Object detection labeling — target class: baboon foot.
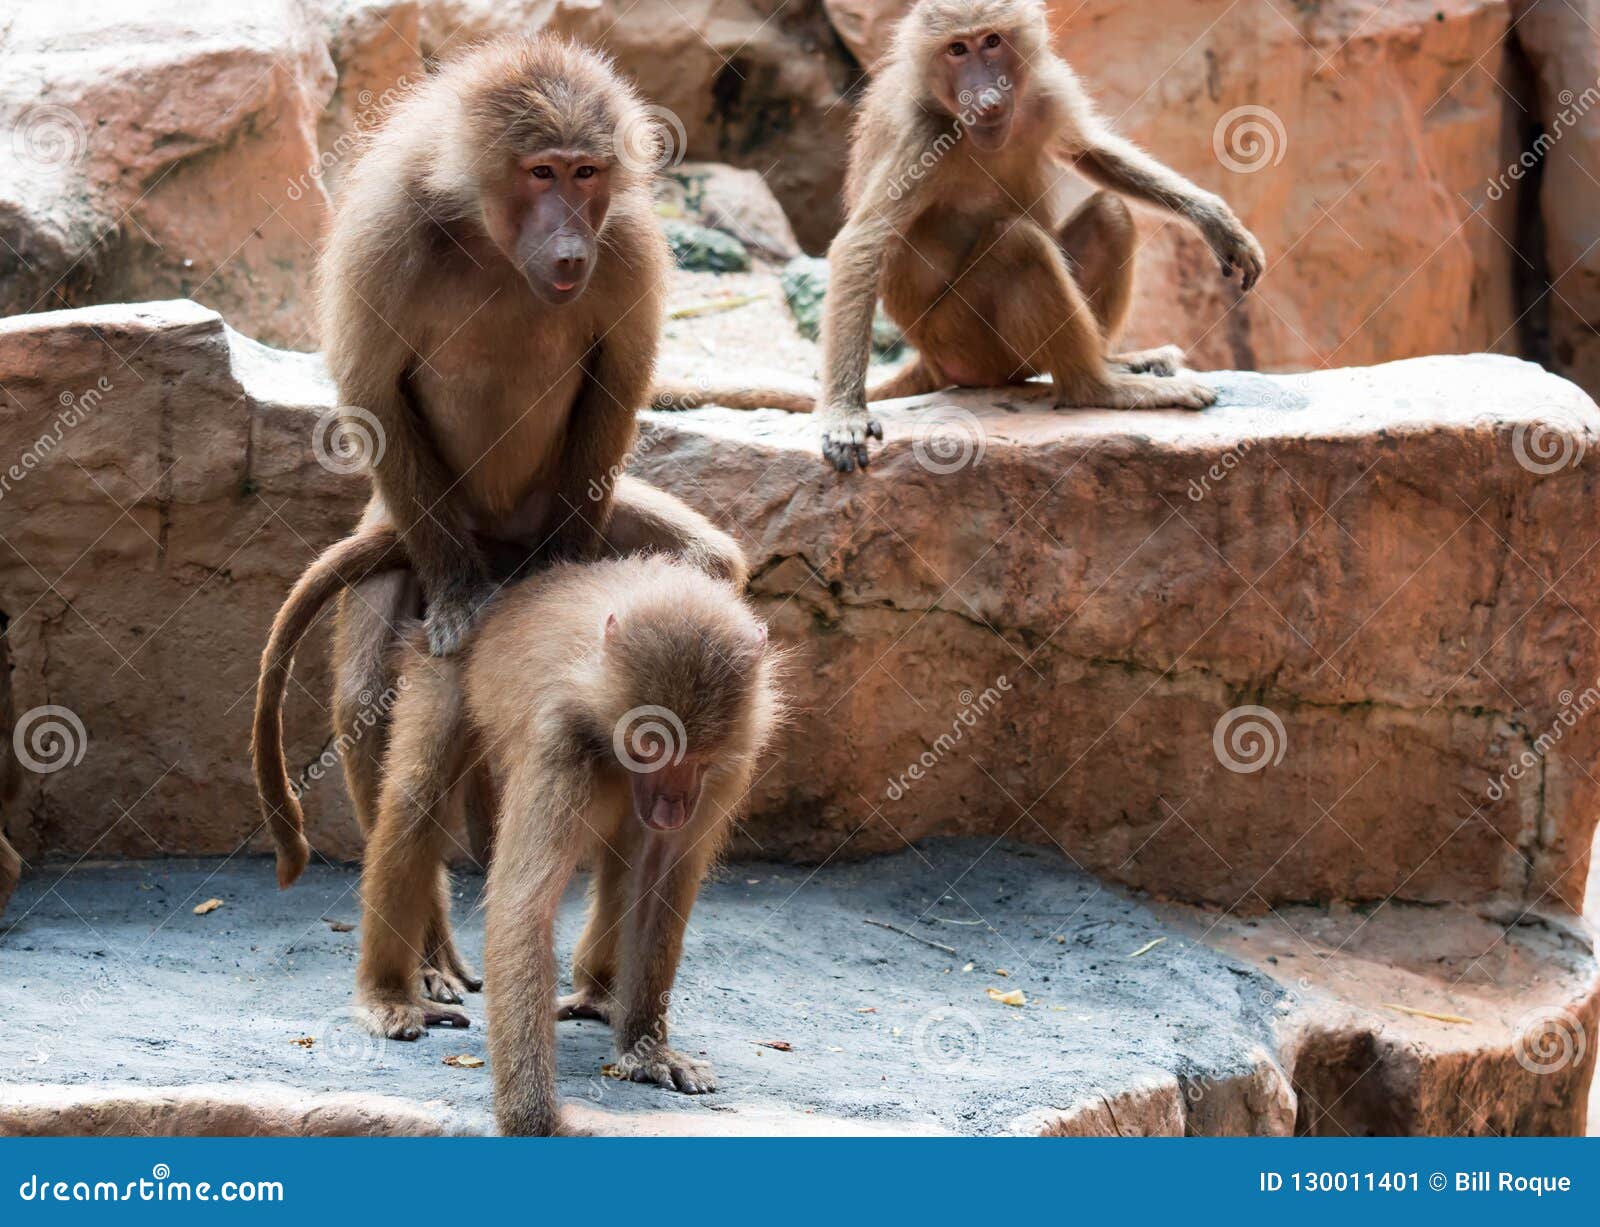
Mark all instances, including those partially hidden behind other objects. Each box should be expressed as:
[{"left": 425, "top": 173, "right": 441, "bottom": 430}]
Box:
[
  {"left": 359, "top": 994, "right": 470, "bottom": 1040},
  {"left": 557, "top": 990, "right": 614, "bottom": 1025},
  {"left": 625, "top": 1044, "right": 717, "bottom": 1094},
  {"left": 1112, "top": 344, "right": 1186, "bottom": 377}
]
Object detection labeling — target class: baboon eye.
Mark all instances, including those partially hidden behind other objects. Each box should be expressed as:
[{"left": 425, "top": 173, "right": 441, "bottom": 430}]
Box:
[
  {"left": 947, "top": 40, "right": 968, "bottom": 56},
  {"left": 530, "top": 165, "right": 555, "bottom": 180},
  {"left": 574, "top": 165, "right": 597, "bottom": 180},
  {"left": 983, "top": 32, "right": 1002, "bottom": 48}
]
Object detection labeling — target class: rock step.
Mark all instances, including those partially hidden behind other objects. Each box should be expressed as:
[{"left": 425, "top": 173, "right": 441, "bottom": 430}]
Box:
[
  {"left": 2, "top": 301, "right": 1597, "bottom": 914},
  {"left": 2, "top": 844, "right": 1594, "bottom": 1136}
]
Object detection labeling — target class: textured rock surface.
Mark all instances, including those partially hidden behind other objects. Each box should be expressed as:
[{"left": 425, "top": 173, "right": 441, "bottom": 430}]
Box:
[
  {"left": 824, "top": 0, "right": 1537, "bottom": 383},
  {"left": 3, "top": 301, "right": 1599, "bottom": 917},
  {"left": 0, "top": 1, "right": 335, "bottom": 349},
  {"left": 3, "top": 846, "right": 1592, "bottom": 1136},
  {"left": 1513, "top": 0, "right": 1600, "bottom": 401}
]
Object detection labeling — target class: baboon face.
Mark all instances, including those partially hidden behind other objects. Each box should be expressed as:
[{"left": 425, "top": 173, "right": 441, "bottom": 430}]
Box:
[
  {"left": 485, "top": 151, "right": 613, "bottom": 306},
  {"left": 934, "top": 30, "right": 1020, "bottom": 152}
]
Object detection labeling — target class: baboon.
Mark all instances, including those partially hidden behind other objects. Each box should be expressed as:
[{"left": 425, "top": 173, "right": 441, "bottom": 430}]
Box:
[
  {"left": 816, "top": 0, "right": 1267, "bottom": 469},
  {"left": 254, "top": 477, "right": 746, "bottom": 996},
  {"left": 260, "top": 533, "right": 780, "bottom": 1136},
  {"left": 300, "top": 35, "right": 747, "bottom": 995}
]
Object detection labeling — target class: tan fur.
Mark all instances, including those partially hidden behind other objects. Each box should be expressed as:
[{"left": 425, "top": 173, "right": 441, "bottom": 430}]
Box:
[
  {"left": 816, "top": 0, "right": 1266, "bottom": 469},
  {"left": 351, "top": 556, "right": 781, "bottom": 1136}
]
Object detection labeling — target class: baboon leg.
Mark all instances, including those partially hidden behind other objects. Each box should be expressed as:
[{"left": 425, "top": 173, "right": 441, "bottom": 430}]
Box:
[
  {"left": 610, "top": 831, "right": 720, "bottom": 1095},
  {"left": 1057, "top": 190, "right": 1138, "bottom": 342},
  {"left": 485, "top": 769, "right": 589, "bottom": 1137},
  {"left": 983, "top": 218, "right": 1214, "bottom": 411},
  {"left": 356, "top": 652, "right": 471, "bottom": 1040},
  {"left": 421, "top": 862, "right": 484, "bottom": 1002},
  {"left": 603, "top": 475, "right": 748, "bottom": 590},
  {"left": 1057, "top": 191, "right": 1186, "bottom": 375},
  {"left": 465, "top": 759, "right": 497, "bottom": 870},
  {"left": 556, "top": 840, "right": 629, "bottom": 1024},
  {"left": 331, "top": 572, "right": 417, "bottom": 834}
]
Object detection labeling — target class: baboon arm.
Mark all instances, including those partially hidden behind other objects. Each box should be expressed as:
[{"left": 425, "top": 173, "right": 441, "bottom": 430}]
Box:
[
  {"left": 819, "top": 209, "right": 898, "bottom": 412},
  {"left": 546, "top": 335, "right": 651, "bottom": 563}
]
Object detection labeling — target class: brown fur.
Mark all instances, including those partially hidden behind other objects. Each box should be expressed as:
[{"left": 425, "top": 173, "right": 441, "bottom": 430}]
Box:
[
  {"left": 816, "top": 0, "right": 1266, "bottom": 469},
  {"left": 351, "top": 555, "right": 780, "bottom": 1136}
]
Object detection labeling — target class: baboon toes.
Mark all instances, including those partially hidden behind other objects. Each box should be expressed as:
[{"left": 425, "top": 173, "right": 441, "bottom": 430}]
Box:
[
  {"left": 422, "top": 967, "right": 465, "bottom": 1004},
  {"left": 556, "top": 991, "right": 613, "bottom": 1024},
  {"left": 360, "top": 997, "right": 470, "bottom": 1040},
  {"left": 628, "top": 1047, "right": 717, "bottom": 1095}
]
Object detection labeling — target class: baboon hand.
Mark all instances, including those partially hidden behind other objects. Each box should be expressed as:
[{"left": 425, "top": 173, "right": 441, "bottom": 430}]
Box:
[
  {"left": 820, "top": 403, "right": 883, "bottom": 473},
  {"left": 1203, "top": 208, "right": 1265, "bottom": 291},
  {"left": 424, "top": 576, "right": 491, "bottom": 657}
]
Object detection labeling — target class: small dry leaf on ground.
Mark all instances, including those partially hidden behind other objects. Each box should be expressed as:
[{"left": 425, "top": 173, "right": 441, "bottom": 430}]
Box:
[
  {"left": 322, "top": 917, "right": 355, "bottom": 932},
  {"left": 1128, "top": 937, "right": 1166, "bottom": 958},
  {"left": 755, "top": 1040, "right": 793, "bottom": 1051},
  {"left": 192, "top": 899, "right": 223, "bottom": 915},
  {"left": 442, "top": 1053, "right": 485, "bottom": 1068},
  {"left": 289, "top": 1036, "right": 314, "bottom": 1048},
  {"left": 986, "top": 987, "right": 1026, "bottom": 1007}
]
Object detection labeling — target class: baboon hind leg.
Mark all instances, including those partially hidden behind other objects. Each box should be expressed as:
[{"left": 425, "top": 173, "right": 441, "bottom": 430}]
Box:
[
  {"left": 356, "top": 650, "right": 471, "bottom": 1040},
  {"left": 1057, "top": 190, "right": 1186, "bottom": 377},
  {"left": 556, "top": 839, "right": 629, "bottom": 1024},
  {"left": 603, "top": 476, "right": 748, "bottom": 590}
]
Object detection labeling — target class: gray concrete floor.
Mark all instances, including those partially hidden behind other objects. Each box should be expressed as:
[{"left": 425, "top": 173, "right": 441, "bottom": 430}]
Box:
[{"left": 3, "top": 840, "right": 1287, "bottom": 1135}]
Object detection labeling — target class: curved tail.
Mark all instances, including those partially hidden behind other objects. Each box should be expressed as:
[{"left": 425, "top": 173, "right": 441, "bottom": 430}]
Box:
[
  {"left": 648, "top": 359, "right": 940, "bottom": 415},
  {"left": 252, "top": 528, "right": 407, "bottom": 889}
]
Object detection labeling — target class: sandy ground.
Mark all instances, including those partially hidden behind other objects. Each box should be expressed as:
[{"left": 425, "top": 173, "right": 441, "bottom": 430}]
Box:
[{"left": 3, "top": 841, "right": 1287, "bottom": 1136}]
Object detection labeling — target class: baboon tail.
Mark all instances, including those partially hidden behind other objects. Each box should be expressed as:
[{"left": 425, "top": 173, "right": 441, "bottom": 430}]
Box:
[
  {"left": 252, "top": 528, "right": 407, "bottom": 889},
  {"left": 648, "top": 380, "right": 817, "bottom": 414}
]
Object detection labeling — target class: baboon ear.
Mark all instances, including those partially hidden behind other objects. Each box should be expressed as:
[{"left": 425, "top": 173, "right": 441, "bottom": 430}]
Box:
[{"left": 603, "top": 612, "right": 619, "bottom": 644}]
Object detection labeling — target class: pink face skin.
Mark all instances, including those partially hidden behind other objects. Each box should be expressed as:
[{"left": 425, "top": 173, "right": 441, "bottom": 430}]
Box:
[
  {"left": 630, "top": 757, "right": 709, "bottom": 832},
  {"left": 935, "top": 31, "right": 1021, "bottom": 152},
  {"left": 484, "top": 152, "right": 613, "bottom": 305}
]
